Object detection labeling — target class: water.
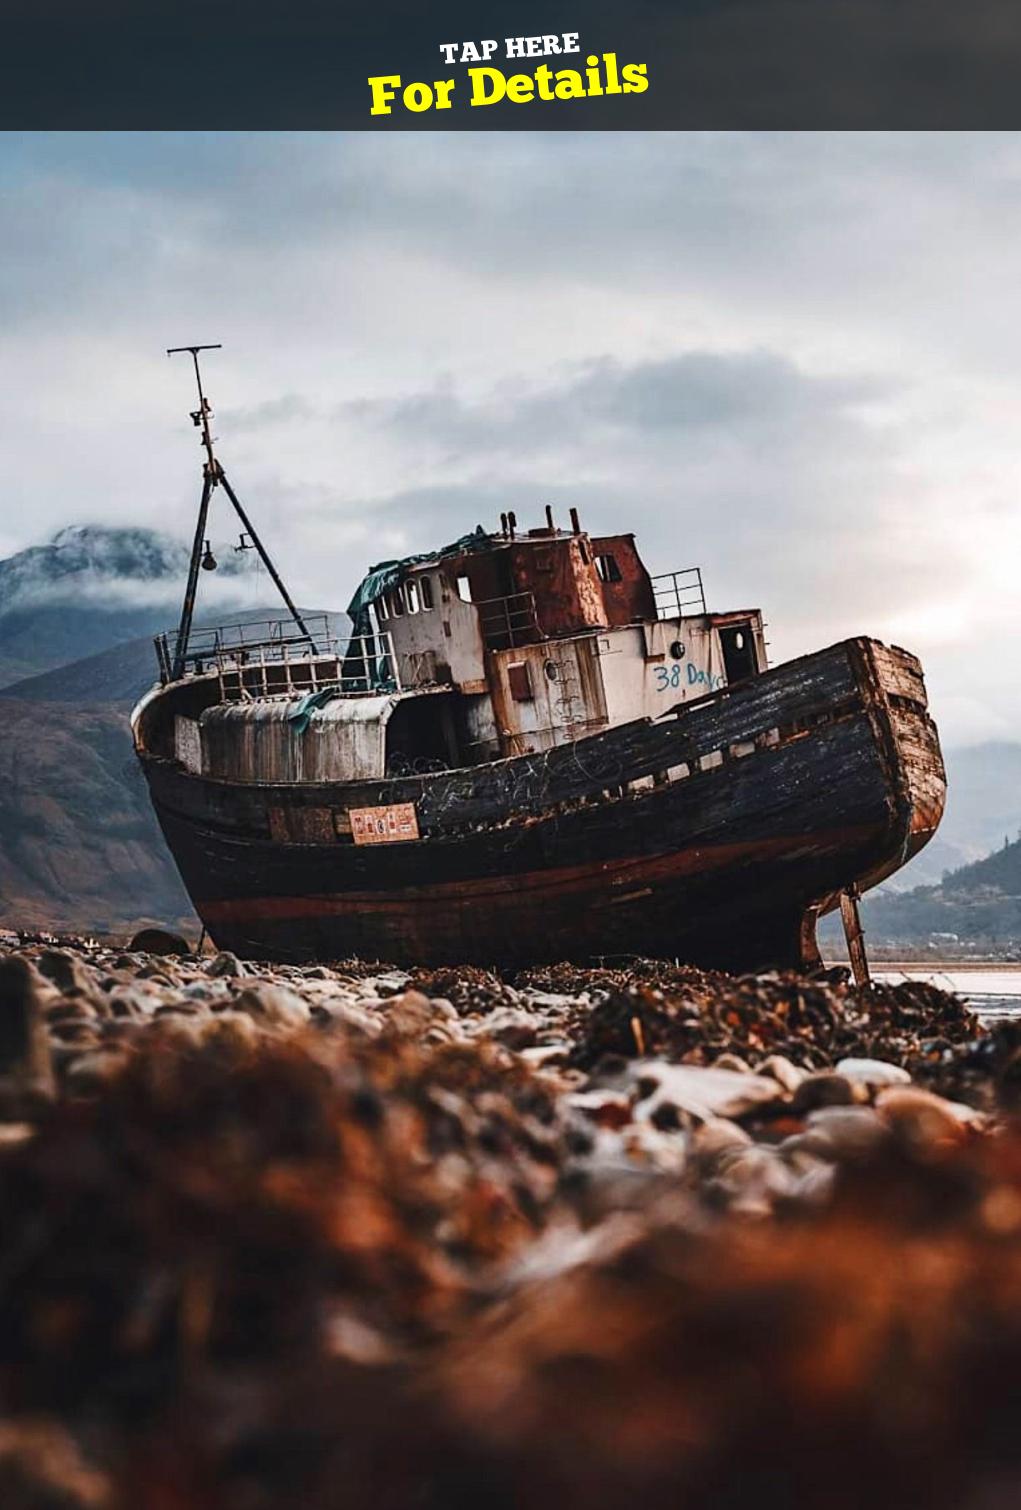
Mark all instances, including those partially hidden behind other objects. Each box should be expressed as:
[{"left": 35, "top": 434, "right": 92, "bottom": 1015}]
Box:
[{"left": 872, "top": 967, "right": 1021, "bottom": 1023}]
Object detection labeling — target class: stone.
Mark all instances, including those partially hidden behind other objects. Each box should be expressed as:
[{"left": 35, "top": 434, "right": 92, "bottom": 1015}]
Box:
[
  {"left": 689, "top": 1117, "right": 754, "bottom": 1170},
  {"left": 206, "top": 951, "right": 247, "bottom": 978},
  {"left": 760, "top": 1054, "right": 806, "bottom": 1094},
  {"left": 34, "top": 948, "right": 98, "bottom": 996},
  {"left": 713, "top": 1053, "right": 753, "bottom": 1074},
  {"left": 479, "top": 1008, "right": 539, "bottom": 1051},
  {"left": 0, "top": 955, "right": 57, "bottom": 1117},
  {"left": 704, "top": 1144, "right": 798, "bottom": 1216},
  {"left": 567, "top": 1089, "right": 634, "bottom": 1129},
  {"left": 232, "top": 983, "right": 311, "bottom": 1030},
  {"left": 791, "top": 1072, "right": 857, "bottom": 1114},
  {"left": 64, "top": 1049, "right": 130, "bottom": 1097},
  {"left": 634, "top": 1062, "right": 782, "bottom": 1123},
  {"left": 836, "top": 1057, "right": 912, "bottom": 1090},
  {"left": 875, "top": 1085, "right": 982, "bottom": 1147},
  {"left": 382, "top": 990, "right": 453, "bottom": 1038},
  {"left": 803, "top": 1105, "right": 889, "bottom": 1158},
  {"left": 128, "top": 927, "right": 191, "bottom": 956}
]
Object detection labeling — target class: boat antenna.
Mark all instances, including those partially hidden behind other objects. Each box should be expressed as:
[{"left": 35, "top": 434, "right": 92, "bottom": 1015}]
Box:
[{"left": 166, "top": 344, "right": 316, "bottom": 680}]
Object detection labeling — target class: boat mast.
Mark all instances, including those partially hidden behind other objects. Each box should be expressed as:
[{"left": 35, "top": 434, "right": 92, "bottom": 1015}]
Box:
[{"left": 166, "top": 344, "right": 316, "bottom": 680}]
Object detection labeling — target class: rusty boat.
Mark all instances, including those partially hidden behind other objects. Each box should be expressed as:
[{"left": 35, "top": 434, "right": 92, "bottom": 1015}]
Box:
[{"left": 132, "top": 355, "right": 946, "bottom": 971}]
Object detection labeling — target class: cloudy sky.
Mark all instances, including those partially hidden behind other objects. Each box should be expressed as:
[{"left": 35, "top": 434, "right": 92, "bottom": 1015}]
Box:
[{"left": 2, "top": 131, "right": 1019, "bottom": 745}]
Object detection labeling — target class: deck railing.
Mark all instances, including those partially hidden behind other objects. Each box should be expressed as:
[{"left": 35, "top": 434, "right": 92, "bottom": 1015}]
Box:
[
  {"left": 155, "top": 614, "right": 337, "bottom": 681},
  {"left": 651, "top": 567, "right": 706, "bottom": 620},
  {"left": 154, "top": 616, "right": 400, "bottom": 699}
]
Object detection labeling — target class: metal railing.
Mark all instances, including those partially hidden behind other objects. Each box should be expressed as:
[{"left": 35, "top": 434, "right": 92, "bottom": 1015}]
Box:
[
  {"left": 652, "top": 567, "right": 706, "bottom": 620},
  {"left": 155, "top": 614, "right": 337, "bottom": 683},
  {"left": 338, "top": 631, "right": 400, "bottom": 695},
  {"left": 154, "top": 615, "right": 401, "bottom": 700},
  {"left": 476, "top": 590, "right": 540, "bottom": 650}
]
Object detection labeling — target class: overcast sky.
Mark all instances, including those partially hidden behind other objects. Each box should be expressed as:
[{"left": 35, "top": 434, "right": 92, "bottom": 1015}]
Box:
[{"left": 2, "top": 131, "right": 1019, "bottom": 745}]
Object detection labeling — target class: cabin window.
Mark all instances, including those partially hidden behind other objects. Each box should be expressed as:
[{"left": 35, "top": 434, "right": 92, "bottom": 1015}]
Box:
[
  {"left": 406, "top": 579, "right": 420, "bottom": 614},
  {"left": 389, "top": 586, "right": 405, "bottom": 617},
  {"left": 507, "top": 662, "right": 533, "bottom": 702},
  {"left": 596, "top": 553, "right": 622, "bottom": 583},
  {"left": 456, "top": 575, "right": 472, "bottom": 603},
  {"left": 420, "top": 575, "right": 435, "bottom": 610}
]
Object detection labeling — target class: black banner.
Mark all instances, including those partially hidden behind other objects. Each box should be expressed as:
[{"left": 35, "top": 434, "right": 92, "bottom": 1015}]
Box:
[{"left": 5, "top": 0, "right": 1021, "bottom": 129}]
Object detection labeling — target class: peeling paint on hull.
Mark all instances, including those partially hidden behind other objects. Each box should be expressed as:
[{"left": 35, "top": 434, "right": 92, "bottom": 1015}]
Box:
[{"left": 137, "top": 637, "right": 946, "bottom": 972}]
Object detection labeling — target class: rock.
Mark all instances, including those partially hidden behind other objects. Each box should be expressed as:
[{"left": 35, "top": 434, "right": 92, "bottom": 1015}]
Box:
[
  {"left": 802, "top": 1105, "right": 889, "bottom": 1158},
  {"left": 836, "top": 1057, "right": 911, "bottom": 1090},
  {"left": 791, "top": 1072, "right": 857, "bottom": 1114},
  {"left": 34, "top": 948, "right": 98, "bottom": 997},
  {"left": 64, "top": 1049, "right": 130, "bottom": 1097},
  {"left": 520, "top": 1044, "right": 571, "bottom": 1069},
  {"left": 46, "top": 998, "right": 100, "bottom": 1023},
  {"left": 875, "top": 1086, "right": 982, "bottom": 1147},
  {"left": 634, "top": 1062, "right": 782, "bottom": 1123},
  {"left": 0, "top": 1417, "right": 112, "bottom": 1509},
  {"left": 760, "top": 1054, "right": 806, "bottom": 1094},
  {"left": 206, "top": 951, "right": 247, "bottom": 978},
  {"left": 382, "top": 990, "right": 456, "bottom": 1039},
  {"left": 0, "top": 955, "right": 57, "bottom": 1117},
  {"left": 703, "top": 1144, "right": 799, "bottom": 1216},
  {"left": 567, "top": 1089, "right": 634, "bottom": 1129},
  {"left": 315, "top": 1001, "right": 381, "bottom": 1036},
  {"left": 128, "top": 927, "right": 191, "bottom": 957},
  {"left": 232, "top": 984, "right": 311, "bottom": 1030},
  {"left": 713, "top": 1053, "right": 753, "bottom": 1074},
  {"left": 479, "top": 1008, "right": 539, "bottom": 1051},
  {"left": 689, "top": 1117, "right": 754, "bottom": 1170}
]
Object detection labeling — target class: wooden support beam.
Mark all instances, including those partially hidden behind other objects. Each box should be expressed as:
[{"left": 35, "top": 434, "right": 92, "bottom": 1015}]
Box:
[{"left": 839, "top": 886, "right": 870, "bottom": 987}]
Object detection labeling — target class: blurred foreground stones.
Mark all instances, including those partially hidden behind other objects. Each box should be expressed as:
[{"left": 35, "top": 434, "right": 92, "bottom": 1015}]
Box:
[{"left": 0, "top": 940, "right": 1019, "bottom": 1509}]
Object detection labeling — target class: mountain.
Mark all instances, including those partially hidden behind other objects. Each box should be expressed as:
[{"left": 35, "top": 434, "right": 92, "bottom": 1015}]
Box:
[
  {"left": 860, "top": 834, "right": 1021, "bottom": 946},
  {"left": 0, "top": 697, "right": 195, "bottom": 934},
  {"left": 0, "top": 524, "right": 253, "bottom": 686},
  {"left": 0, "top": 603, "right": 345, "bottom": 935}
]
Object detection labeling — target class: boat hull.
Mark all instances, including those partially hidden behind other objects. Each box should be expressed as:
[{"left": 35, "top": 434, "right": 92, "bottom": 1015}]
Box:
[{"left": 135, "top": 637, "right": 945, "bottom": 972}]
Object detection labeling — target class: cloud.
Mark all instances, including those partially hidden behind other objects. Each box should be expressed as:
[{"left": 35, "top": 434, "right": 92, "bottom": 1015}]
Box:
[{"left": 0, "top": 132, "right": 1019, "bottom": 743}]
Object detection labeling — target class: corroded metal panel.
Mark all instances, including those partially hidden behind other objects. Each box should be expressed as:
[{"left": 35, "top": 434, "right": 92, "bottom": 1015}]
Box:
[
  {"left": 199, "top": 695, "right": 397, "bottom": 784},
  {"left": 588, "top": 533, "right": 656, "bottom": 624}
]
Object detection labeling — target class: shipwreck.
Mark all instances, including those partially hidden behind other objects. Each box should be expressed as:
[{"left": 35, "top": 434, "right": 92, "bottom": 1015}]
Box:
[{"left": 132, "top": 350, "right": 946, "bottom": 972}]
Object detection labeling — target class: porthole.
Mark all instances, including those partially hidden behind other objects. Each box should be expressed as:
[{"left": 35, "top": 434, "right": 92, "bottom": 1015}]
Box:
[
  {"left": 544, "top": 660, "right": 560, "bottom": 681},
  {"left": 670, "top": 641, "right": 685, "bottom": 660}
]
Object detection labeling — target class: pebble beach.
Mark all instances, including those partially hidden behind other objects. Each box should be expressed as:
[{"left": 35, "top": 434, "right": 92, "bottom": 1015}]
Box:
[{"left": 0, "top": 937, "right": 1019, "bottom": 1509}]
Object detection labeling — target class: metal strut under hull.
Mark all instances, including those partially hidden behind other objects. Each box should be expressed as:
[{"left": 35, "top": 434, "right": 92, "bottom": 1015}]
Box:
[{"left": 136, "top": 637, "right": 946, "bottom": 972}]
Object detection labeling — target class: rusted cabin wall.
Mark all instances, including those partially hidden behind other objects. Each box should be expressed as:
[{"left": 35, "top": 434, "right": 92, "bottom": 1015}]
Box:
[
  {"left": 508, "top": 535, "right": 607, "bottom": 637},
  {"left": 487, "top": 637, "right": 608, "bottom": 756},
  {"left": 588, "top": 534, "right": 656, "bottom": 625},
  {"left": 197, "top": 698, "right": 395, "bottom": 784},
  {"left": 459, "top": 549, "right": 512, "bottom": 606}
]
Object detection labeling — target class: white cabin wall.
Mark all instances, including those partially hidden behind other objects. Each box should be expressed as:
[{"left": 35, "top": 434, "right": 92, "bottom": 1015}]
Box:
[
  {"left": 598, "top": 617, "right": 731, "bottom": 727},
  {"left": 376, "top": 567, "right": 488, "bottom": 689}
]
